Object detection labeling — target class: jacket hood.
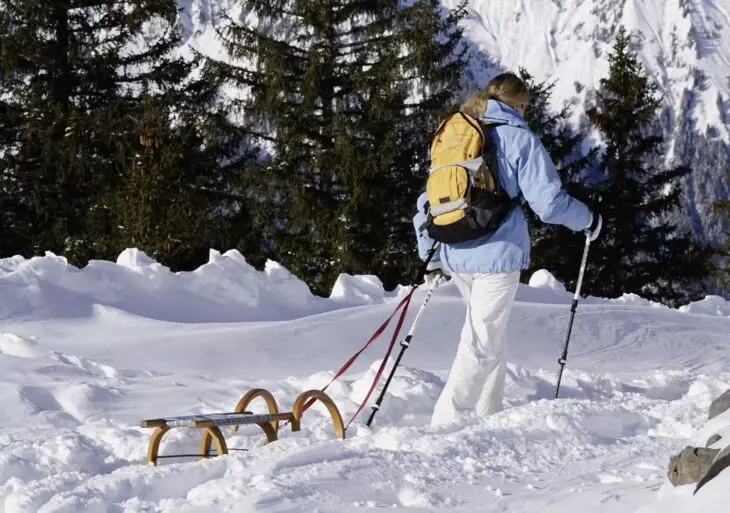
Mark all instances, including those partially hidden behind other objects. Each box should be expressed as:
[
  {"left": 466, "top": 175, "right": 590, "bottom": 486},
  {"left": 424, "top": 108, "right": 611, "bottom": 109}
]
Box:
[{"left": 480, "top": 99, "right": 528, "bottom": 129}]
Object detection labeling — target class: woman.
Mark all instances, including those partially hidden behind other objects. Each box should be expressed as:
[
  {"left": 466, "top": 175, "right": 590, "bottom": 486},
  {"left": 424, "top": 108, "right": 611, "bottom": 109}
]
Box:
[{"left": 412, "top": 72, "right": 602, "bottom": 426}]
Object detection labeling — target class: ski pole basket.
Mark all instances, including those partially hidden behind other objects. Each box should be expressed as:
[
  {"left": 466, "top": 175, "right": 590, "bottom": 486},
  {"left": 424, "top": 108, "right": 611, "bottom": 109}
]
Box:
[{"left": 139, "top": 388, "right": 345, "bottom": 465}]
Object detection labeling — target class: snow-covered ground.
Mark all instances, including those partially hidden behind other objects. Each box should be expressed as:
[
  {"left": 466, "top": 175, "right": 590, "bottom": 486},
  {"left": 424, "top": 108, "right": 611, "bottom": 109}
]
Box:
[{"left": 1, "top": 249, "right": 730, "bottom": 512}]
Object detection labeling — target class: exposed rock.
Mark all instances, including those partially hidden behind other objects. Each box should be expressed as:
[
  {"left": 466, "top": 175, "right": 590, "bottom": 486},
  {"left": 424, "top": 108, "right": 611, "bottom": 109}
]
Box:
[
  {"left": 667, "top": 446, "right": 720, "bottom": 486},
  {"left": 695, "top": 445, "right": 730, "bottom": 494},
  {"left": 709, "top": 390, "right": 730, "bottom": 420}
]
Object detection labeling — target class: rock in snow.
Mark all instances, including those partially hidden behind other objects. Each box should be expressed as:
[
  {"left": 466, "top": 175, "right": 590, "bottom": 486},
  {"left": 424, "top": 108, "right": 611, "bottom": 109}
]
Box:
[
  {"left": 667, "top": 446, "right": 720, "bottom": 486},
  {"left": 709, "top": 390, "right": 730, "bottom": 420},
  {"left": 657, "top": 389, "right": 730, "bottom": 512},
  {"left": 695, "top": 445, "right": 730, "bottom": 494}
]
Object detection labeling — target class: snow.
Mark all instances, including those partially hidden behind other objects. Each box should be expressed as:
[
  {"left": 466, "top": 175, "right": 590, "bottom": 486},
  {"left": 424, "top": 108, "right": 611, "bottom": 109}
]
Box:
[
  {"left": 527, "top": 269, "right": 567, "bottom": 293},
  {"left": 679, "top": 295, "right": 730, "bottom": 317},
  {"left": 330, "top": 274, "right": 407, "bottom": 306},
  {"left": 1, "top": 250, "right": 729, "bottom": 512},
  {"left": 317, "top": 0, "right": 730, "bottom": 144},
  {"left": 0, "top": 249, "right": 407, "bottom": 324}
]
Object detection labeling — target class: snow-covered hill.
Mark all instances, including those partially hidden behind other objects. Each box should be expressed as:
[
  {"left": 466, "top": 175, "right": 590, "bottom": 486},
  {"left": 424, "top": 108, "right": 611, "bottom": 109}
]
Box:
[
  {"left": 176, "top": 0, "right": 730, "bottom": 245},
  {"left": 1, "top": 249, "right": 729, "bottom": 511}
]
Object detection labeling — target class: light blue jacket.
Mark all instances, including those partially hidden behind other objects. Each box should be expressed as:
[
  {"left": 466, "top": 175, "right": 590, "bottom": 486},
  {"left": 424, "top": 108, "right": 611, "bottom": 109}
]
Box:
[{"left": 412, "top": 99, "right": 592, "bottom": 274}]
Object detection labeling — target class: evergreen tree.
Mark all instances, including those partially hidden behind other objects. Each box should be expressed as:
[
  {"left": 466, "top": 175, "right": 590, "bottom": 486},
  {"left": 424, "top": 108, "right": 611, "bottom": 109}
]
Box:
[
  {"left": 206, "top": 0, "right": 469, "bottom": 294},
  {"left": 0, "top": 0, "right": 257, "bottom": 268},
  {"left": 714, "top": 171, "right": 730, "bottom": 289},
  {"left": 110, "top": 82, "right": 258, "bottom": 270},
  {"left": 0, "top": 0, "right": 177, "bottom": 262},
  {"left": 518, "top": 68, "right": 599, "bottom": 290},
  {"left": 671, "top": 90, "right": 730, "bottom": 246},
  {"left": 585, "top": 27, "right": 713, "bottom": 305}
]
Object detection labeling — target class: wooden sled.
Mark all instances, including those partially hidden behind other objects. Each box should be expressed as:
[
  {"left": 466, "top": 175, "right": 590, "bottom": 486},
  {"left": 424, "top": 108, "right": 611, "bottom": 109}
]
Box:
[{"left": 139, "top": 388, "right": 345, "bottom": 465}]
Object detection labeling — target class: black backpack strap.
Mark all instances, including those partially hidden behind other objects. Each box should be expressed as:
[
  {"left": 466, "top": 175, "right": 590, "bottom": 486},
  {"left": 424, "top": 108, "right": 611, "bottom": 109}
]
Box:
[
  {"left": 479, "top": 122, "right": 526, "bottom": 208},
  {"left": 478, "top": 121, "right": 507, "bottom": 196}
]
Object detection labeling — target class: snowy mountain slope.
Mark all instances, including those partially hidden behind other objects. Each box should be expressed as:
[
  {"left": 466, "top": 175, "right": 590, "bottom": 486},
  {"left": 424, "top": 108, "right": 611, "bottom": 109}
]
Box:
[
  {"left": 1, "top": 250, "right": 730, "bottom": 512},
  {"left": 177, "top": 0, "right": 730, "bottom": 245}
]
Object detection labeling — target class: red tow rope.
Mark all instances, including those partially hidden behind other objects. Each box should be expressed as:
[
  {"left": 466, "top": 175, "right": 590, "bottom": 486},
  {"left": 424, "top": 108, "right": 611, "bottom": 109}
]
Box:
[
  {"left": 344, "top": 291, "right": 413, "bottom": 430},
  {"left": 300, "top": 288, "right": 416, "bottom": 428},
  {"left": 299, "top": 242, "right": 438, "bottom": 431}
]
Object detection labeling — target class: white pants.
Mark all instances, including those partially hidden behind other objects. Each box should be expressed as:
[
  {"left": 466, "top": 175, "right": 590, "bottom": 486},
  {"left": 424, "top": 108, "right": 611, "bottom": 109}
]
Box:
[{"left": 431, "top": 270, "right": 520, "bottom": 426}]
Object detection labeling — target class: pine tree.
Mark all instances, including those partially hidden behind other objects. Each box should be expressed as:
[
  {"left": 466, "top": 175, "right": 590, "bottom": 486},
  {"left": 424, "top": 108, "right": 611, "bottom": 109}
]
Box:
[
  {"left": 0, "top": 1, "right": 257, "bottom": 268},
  {"left": 206, "top": 0, "right": 469, "bottom": 294},
  {"left": 0, "top": 0, "right": 178, "bottom": 262},
  {"left": 585, "top": 27, "right": 714, "bottom": 305},
  {"left": 714, "top": 171, "right": 730, "bottom": 289},
  {"left": 672, "top": 104, "right": 730, "bottom": 246},
  {"left": 518, "top": 68, "right": 599, "bottom": 290},
  {"left": 111, "top": 83, "right": 258, "bottom": 270}
]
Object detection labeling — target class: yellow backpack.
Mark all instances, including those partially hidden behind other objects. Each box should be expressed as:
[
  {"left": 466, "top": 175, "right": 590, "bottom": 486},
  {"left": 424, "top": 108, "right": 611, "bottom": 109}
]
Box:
[{"left": 420, "top": 111, "right": 520, "bottom": 244}]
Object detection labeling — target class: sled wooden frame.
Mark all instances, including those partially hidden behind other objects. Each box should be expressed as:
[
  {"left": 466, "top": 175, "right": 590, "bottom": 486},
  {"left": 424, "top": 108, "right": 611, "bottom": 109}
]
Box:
[{"left": 140, "top": 388, "right": 345, "bottom": 465}]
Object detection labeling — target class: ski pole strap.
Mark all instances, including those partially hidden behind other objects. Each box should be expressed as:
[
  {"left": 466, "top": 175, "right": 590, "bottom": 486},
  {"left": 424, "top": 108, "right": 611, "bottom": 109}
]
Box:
[
  {"left": 300, "top": 288, "right": 416, "bottom": 414},
  {"left": 415, "top": 241, "right": 439, "bottom": 283},
  {"left": 345, "top": 290, "right": 414, "bottom": 430}
]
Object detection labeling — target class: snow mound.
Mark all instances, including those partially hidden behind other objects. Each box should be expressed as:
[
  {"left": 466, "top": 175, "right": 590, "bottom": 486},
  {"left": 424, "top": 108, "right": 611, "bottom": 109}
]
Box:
[
  {"left": 0, "top": 249, "right": 402, "bottom": 323},
  {"left": 524, "top": 271, "right": 672, "bottom": 309},
  {"left": 329, "top": 273, "right": 410, "bottom": 306},
  {"left": 679, "top": 296, "right": 730, "bottom": 317},
  {"left": 116, "top": 247, "right": 164, "bottom": 273},
  {"left": 597, "top": 293, "right": 670, "bottom": 309},
  {"left": 528, "top": 269, "right": 567, "bottom": 292},
  {"left": 349, "top": 359, "right": 444, "bottom": 428},
  {"left": 330, "top": 274, "right": 388, "bottom": 305},
  {"left": 0, "top": 333, "right": 44, "bottom": 359}
]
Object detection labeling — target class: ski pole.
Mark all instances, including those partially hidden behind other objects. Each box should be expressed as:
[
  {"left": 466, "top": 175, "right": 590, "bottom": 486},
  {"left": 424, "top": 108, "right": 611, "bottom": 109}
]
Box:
[
  {"left": 554, "top": 233, "right": 592, "bottom": 399},
  {"left": 365, "top": 276, "right": 440, "bottom": 427}
]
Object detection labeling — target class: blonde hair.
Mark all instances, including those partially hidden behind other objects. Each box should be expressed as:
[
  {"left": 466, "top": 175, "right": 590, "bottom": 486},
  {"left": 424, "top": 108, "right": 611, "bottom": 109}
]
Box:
[{"left": 461, "top": 72, "right": 531, "bottom": 117}]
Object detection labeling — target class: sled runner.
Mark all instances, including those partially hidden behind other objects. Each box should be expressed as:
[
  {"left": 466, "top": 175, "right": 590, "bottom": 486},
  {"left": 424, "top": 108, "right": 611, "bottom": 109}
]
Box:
[{"left": 140, "top": 388, "right": 345, "bottom": 465}]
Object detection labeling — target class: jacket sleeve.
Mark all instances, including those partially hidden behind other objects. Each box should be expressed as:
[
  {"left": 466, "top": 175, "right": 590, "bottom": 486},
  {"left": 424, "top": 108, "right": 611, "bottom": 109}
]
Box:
[
  {"left": 513, "top": 130, "right": 593, "bottom": 232},
  {"left": 412, "top": 192, "right": 440, "bottom": 261}
]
